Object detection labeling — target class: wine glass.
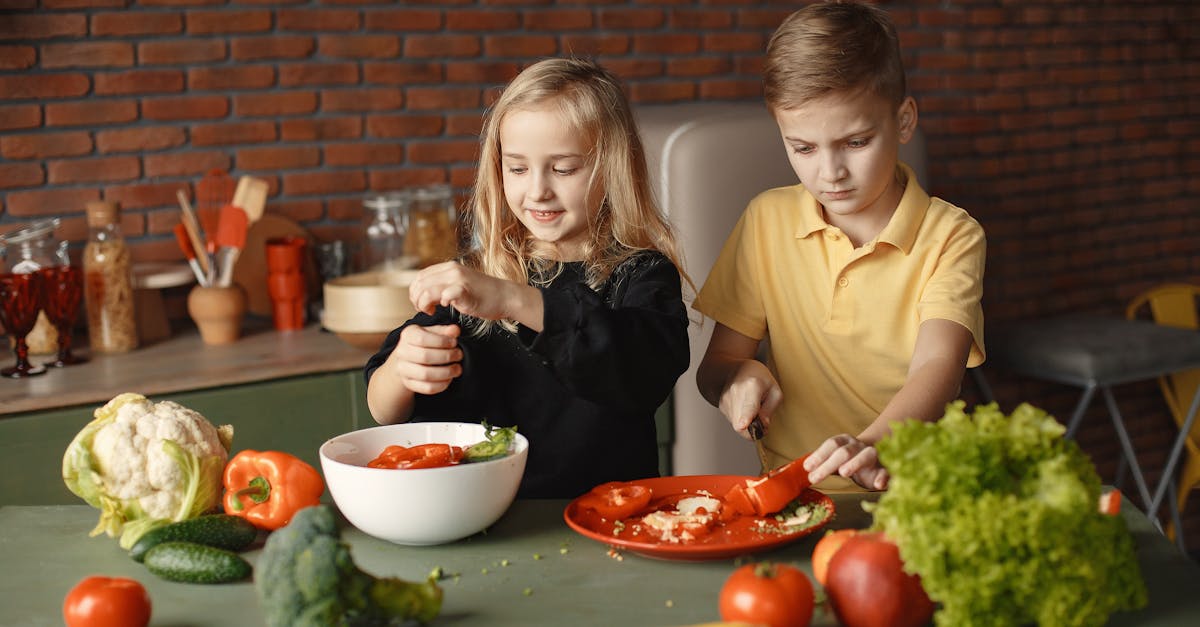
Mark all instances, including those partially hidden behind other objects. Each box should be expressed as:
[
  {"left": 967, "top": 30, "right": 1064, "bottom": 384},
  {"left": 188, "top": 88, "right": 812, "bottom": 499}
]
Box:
[
  {"left": 41, "top": 264, "right": 86, "bottom": 367},
  {"left": 0, "top": 270, "right": 47, "bottom": 378}
]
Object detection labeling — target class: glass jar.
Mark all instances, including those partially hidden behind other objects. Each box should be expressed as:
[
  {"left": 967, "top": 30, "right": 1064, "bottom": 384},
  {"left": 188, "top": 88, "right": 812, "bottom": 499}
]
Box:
[
  {"left": 359, "top": 191, "right": 414, "bottom": 272},
  {"left": 406, "top": 183, "right": 458, "bottom": 268},
  {"left": 0, "top": 218, "right": 69, "bottom": 355},
  {"left": 83, "top": 201, "right": 138, "bottom": 353}
]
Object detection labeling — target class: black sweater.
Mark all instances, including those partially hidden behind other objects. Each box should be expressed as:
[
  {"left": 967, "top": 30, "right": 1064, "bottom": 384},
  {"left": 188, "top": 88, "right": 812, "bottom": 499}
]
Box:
[{"left": 364, "top": 251, "right": 690, "bottom": 499}]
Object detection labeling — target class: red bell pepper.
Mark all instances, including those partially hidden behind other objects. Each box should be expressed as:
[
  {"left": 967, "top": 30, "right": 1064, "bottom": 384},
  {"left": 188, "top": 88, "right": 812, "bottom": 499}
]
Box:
[
  {"left": 577, "top": 481, "right": 654, "bottom": 520},
  {"left": 727, "top": 454, "right": 812, "bottom": 517},
  {"left": 222, "top": 450, "right": 325, "bottom": 530}
]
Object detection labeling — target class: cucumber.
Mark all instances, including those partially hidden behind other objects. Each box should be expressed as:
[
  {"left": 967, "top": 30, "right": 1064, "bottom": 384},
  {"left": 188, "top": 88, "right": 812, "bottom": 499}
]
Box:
[
  {"left": 130, "top": 514, "right": 258, "bottom": 563},
  {"left": 144, "top": 541, "right": 253, "bottom": 584}
]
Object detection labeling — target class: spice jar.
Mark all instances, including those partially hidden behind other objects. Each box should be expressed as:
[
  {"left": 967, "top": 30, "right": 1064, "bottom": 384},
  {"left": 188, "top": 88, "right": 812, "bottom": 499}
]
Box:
[
  {"left": 0, "top": 218, "right": 69, "bottom": 355},
  {"left": 83, "top": 201, "right": 138, "bottom": 353},
  {"left": 406, "top": 184, "right": 458, "bottom": 268},
  {"left": 359, "top": 191, "right": 414, "bottom": 272}
]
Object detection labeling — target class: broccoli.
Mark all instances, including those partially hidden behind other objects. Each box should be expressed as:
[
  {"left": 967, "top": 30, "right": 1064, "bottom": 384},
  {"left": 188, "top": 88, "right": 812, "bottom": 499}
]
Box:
[{"left": 256, "top": 505, "right": 442, "bottom": 626}]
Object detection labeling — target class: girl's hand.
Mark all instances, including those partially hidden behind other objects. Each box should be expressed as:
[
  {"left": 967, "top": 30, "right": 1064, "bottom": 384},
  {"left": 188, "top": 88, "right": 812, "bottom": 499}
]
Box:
[
  {"left": 384, "top": 324, "right": 463, "bottom": 395},
  {"left": 718, "top": 360, "right": 783, "bottom": 440},
  {"left": 803, "top": 434, "right": 890, "bottom": 490},
  {"left": 409, "top": 261, "right": 517, "bottom": 320}
]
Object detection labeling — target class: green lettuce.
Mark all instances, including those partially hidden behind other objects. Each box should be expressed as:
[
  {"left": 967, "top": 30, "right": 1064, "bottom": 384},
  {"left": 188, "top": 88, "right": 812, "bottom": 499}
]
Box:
[{"left": 869, "top": 401, "right": 1147, "bottom": 627}]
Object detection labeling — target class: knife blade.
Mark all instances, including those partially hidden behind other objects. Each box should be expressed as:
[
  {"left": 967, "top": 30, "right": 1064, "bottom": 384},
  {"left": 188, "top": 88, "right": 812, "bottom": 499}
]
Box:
[{"left": 748, "top": 417, "right": 769, "bottom": 473}]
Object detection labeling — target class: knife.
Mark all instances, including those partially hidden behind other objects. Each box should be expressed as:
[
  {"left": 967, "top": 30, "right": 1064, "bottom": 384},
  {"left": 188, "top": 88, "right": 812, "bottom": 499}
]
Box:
[{"left": 748, "top": 417, "right": 770, "bottom": 473}]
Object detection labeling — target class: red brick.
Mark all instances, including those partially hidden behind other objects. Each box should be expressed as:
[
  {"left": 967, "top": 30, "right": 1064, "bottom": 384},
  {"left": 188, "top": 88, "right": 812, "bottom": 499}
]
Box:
[
  {"left": 525, "top": 9, "right": 592, "bottom": 31},
  {"left": 445, "top": 61, "right": 520, "bottom": 84},
  {"left": 703, "top": 32, "right": 762, "bottom": 53},
  {"left": 325, "top": 143, "right": 404, "bottom": 167},
  {"left": 143, "top": 150, "right": 231, "bottom": 178},
  {"left": 560, "top": 34, "right": 630, "bottom": 56},
  {"left": 143, "top": 95, "right": 229, "bottom": 121},
  {"left": 236, "top": 146, "right": 320, "bottom": 171},
  {"left": 321, "top": 87, "right": 404, "bottom": 113},
  {"left": 186, "top": 10, "right": 272, "bottom": 35},
  {"left": 628, "top": 81, "right": 696, "bottom": 104},
  {"left": 369, "top": 168, "right": 450, "bottom": 193},
  {"left": 0, "top": 104, "right": 40, "bottom": 131},
  {"left": 483, "top": 35, "right": 557, "bottom": 58},
  {"left": 191, "top": 121, "right": 276, "bottom": 146},
  {"left": 363, "top": 61, "right": 444, "bottom": 85},
  {"left": 91, "top": 11, "right": 181, "bottom": 36},
  {"left": 48, "top": 155, "right": 139, "bottom": 184},
  {"left": 737, "top": 8, "right": 795, "bottom": 29},
  {"left": 0, "top": 163, "right": 44, "bottom": 189},
  {"left": 277, "top": 8, "right": 360, "bottom": 32},
  {"left": 632, "top": 33, "right": 700, "bottom": 55},
  {"left": 231, "top": 35, "right": 315, "bottom": 61},
  {"left": 4, "top": 188, "right": 99, "bottom": 217},
  {"left": 599, "top": 9, "right": 665, "bottom": 29},
  {"left": 0, "top": 74, "right": 90, "bottom": 100},
  {"left": 406, "top": 140, "right": 477, "bottom": 165},
  {"left": 601, "top": 58, "right": 663, "bottom": 81},
  {"left": 279, "top": 62, "right": 359, "bottom": 87},
  {"left": 189, "top": 67, "right": 274, "bottom": 92},
  {"left": 447, "top": 166, "right": 476, "bottom": 189},
  {"left": 280, "top": 117, "right": 362, "bottom": 141},
  {"left": 405, "top": 35, "right": 481, "bottom": 59},
  {"left": 1, "top": 131, "right": 92, "bottom": 159},
  {"left": 41, "top": 41, "right": 133, "bottom": 68},
  {"left": 103, "top": 181, "right": 187, "bottom": 211},
  {"left": 667, "top": 57, "right": 731, "bottom": 78},
  {"left": 0, "top": 13, "right": 86, "bottom": 40},
  {"left": 406, "top": 87, "right": 480, "bottom": 111},
  {"left": 95, "top": 127, "right": 186, "bottom": 154},
  {"left": 0, "top": 45, "right": 35, "bottom": 70},
  {"left": 446, "top": 9, "right": 521, "bottom": 31},
  {"left": 699, "top": 79, "right": 761, "bottom": 101},
  {"left": 669, "top": 9, "right": 733, "bottom": 29},
  {"left": 45, "top": 100, "right": 138, "bottom": 127},
  {"left": 364, "top": 9, "right": 441, "bottom": 32},
  {"left": 44, "top": 0, "right": 125, "bottom": 9},
  {"left": 325, "top": 196, "right": 363, "bottom": 222},
  {"left": 282, "top": 170, "right": 366, "bottom": 197},
  {"left": 367, "top": 114, "right": 445, "bottom": 139},
  {"left": 234, "top": 91, "right": 318, "bottom": 117},
  {"left": 139, "top": 39, "right": 227, "bottom": 65},
  {"left": 269, "top": 198, "right": 324, "bottom": 224},
  {"left": 444, "top": 113, "right": 482, "bottom": 137},
  {"left": 318, "top": 34, "right": 400, "bottom": 60},
  {"left": 94, "top": 70, "right": 185, "bottom": 96}
]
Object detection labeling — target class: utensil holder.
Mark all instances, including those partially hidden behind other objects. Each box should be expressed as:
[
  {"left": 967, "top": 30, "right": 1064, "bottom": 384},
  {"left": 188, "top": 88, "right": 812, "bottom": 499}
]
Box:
[{"left": 187, "top": 284, "right": 246, "bottom": 345}]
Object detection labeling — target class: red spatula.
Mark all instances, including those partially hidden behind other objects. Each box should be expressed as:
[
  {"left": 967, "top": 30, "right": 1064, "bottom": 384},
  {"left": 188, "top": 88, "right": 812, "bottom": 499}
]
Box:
[{"left": 213, "top": 204, "right": 249, "bottom": 288}]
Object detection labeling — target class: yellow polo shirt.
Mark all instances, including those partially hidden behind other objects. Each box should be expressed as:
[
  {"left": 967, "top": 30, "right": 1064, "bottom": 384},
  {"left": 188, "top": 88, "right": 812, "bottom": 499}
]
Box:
[{"left": 693, "top": 164, "right": 985, "bottom": 483}]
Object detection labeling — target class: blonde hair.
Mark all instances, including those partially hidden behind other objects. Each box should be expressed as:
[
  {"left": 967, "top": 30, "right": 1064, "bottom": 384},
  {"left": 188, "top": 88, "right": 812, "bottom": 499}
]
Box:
[
  {"left": 464, "top": 57, "right": 690, "bottom": 332},
  {"left": 763, "top": 0, "right": 907, "bottom": 111}
]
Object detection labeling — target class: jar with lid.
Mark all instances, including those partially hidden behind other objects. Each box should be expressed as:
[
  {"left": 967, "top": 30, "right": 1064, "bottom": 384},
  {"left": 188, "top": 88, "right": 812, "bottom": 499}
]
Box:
[
  {"left": 83, "top": 201, "right": 138, "bottom": 353},
  {"left": 359, "top": 191, "right": 414, "bottom": 272},
  {"left": 406, "top": 183, "right": 458, "bottom": 268},
  {"left": 0, "top": 218, "right": 69, "bottom": 355}
]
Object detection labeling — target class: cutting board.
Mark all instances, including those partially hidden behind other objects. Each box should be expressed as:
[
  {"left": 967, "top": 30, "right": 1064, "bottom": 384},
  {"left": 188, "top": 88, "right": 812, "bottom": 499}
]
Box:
[{"left": 232, "top": 214, "right": 322, "bottom": 317}]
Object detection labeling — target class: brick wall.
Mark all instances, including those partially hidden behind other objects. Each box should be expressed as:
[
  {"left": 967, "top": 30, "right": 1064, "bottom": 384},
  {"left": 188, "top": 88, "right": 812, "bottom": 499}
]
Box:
[{"left": 3, "top": 1, "right": 1200, "bottom": 544}]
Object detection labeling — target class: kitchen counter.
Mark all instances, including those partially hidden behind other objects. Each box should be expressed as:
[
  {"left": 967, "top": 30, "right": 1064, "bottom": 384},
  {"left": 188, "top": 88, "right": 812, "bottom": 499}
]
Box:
[
  {"left": 0, "top": 323, "right": 375, "bottom": 416},
  {"left": 3, "top": 494, "right": 1199, "bottom": 626}
]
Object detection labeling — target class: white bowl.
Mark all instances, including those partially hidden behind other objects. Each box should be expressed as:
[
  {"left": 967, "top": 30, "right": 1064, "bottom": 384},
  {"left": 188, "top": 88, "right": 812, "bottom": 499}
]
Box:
[{"left": 319, "top": 422, "right": 528, "bottom": 545}]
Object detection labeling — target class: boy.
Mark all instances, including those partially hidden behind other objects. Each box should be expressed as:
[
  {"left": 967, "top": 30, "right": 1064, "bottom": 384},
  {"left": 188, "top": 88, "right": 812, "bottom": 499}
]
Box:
[{"left": 693, "top": 0, "right": 985, "bottom": 491}]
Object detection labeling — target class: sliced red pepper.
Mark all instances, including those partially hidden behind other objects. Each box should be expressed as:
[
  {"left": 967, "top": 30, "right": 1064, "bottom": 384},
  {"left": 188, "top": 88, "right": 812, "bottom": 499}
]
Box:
[
  {"left": 368, "top": 443, "right": 464, "bottom": 469},
  {"left": 577, "top": 481, "right": 654, "bottom": 520},
  {"left": 1099, "top": 489, "right": 1122, "bottom": 516},
  {"left": 728, "top": 454, "right": 813, "bottom": 517}
]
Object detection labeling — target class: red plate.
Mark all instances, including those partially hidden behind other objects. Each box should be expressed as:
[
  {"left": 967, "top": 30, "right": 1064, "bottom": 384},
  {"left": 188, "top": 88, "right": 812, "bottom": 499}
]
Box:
[{"left": 563, "top": 474, "right": 834, "bottom": 561}]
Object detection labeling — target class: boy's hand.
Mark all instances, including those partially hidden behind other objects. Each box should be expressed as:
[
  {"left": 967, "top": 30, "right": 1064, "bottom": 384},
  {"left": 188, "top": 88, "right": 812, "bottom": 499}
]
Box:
[
  {"left": 804, "top": 434, "right": 890, "bottom": 491},
  {"left": 718, "top": 360, "right": 783, "bottom": 440},
  {"left": 384, "top": 324, "right": 463, "bottom": 395},
  {"left": 409, "top": 261, "right": 516, "bottom": 320}
]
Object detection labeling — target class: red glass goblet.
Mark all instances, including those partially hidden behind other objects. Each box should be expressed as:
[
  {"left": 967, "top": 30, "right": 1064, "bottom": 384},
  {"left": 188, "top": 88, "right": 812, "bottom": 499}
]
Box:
[
  {"left": 0, "top": 271, "right": 47, "bottom": 378},
  {"left": 40, "top": 265, "right": 87, "bottom": 367}
]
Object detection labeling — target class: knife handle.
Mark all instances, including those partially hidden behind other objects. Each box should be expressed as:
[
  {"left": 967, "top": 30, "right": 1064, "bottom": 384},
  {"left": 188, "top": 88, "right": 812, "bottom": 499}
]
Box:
[{"left": 748, "top": 417, "right": 765, "bottom": 440}]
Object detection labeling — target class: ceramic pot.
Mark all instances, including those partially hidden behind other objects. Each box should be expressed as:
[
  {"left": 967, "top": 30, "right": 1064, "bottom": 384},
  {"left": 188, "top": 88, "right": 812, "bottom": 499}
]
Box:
[{"left": 187, "top": 285, "right": 246, "bottom": 345}]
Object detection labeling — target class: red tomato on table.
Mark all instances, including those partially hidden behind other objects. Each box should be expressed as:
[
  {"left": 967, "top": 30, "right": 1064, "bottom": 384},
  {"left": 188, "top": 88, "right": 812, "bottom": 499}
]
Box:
[
  {"left": 719, "top": 562, "right": 814, "bottom": 627},
  {"left": 63, "top": 576, "right": 151, "bottom": 627},
  {"left": 576, "top": 481, "right": 654, "bottom": 520}
]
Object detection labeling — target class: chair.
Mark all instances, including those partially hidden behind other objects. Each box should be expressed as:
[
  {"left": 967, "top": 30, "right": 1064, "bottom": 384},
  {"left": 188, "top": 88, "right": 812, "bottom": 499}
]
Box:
[{"left": 1126, "top": 283, "right": 1200, "bottom": 541}]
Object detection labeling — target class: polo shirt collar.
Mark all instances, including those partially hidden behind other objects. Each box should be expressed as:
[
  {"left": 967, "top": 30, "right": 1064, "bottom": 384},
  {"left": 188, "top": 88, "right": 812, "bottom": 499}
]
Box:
[{"left": 794, "top": 162, "right": 929, "bottom": 255}]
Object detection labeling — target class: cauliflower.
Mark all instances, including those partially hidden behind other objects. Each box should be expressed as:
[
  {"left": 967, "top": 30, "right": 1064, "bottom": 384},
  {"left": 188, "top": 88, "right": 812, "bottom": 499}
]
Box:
[{"left": 62, "top": 392, "right": 234, "bottom": 548}]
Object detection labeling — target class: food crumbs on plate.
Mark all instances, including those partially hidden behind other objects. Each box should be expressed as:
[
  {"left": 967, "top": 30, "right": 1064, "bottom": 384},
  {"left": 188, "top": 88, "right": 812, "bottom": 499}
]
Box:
[{"left": 523, "top": 587, "right": 534, "bottom": 596}]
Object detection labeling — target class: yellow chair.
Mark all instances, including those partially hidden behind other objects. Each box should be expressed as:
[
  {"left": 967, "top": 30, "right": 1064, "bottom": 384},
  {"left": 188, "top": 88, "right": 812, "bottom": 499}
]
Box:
[{"left": 1126, "top": 283, "right": 1200, "bottom": 541}]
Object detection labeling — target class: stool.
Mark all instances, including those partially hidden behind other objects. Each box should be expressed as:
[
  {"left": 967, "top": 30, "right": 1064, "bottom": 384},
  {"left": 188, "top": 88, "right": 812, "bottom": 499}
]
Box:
[{"left": 987, "top": 314, "right": 1200, "bottom": 551}]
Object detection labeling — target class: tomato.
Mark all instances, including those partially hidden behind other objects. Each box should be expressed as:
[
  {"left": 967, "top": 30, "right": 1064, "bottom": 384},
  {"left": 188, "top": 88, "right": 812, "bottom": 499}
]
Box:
[
  {"left": 824, "top": 532, "right": 934, "bottom": 627},
  {"left": 63, "top": 576, "right": 151, "bottom": 627},
  {"left": 367, "top": 443, "right": 464, "bottom": 469},
  {"left": 810, "top": 528, "right": 860, "bottom": 586},
  {"left": 577, "top": 481, "right": 654, "bottom": 520},
  {"left": 719, "top": 562, "right": 814, "bottom": 627}
]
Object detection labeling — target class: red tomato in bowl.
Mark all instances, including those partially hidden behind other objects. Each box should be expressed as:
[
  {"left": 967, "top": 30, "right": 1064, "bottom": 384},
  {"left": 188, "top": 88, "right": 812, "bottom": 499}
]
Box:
[
  {"left": 63, "top": 576, "right": 151, "bottom": 627},
  {"left": 824, "top": 532, "right": 934, "bottom": 627},
  {"left": 719, "top": 562, "right": 814, "bottom": 627}
]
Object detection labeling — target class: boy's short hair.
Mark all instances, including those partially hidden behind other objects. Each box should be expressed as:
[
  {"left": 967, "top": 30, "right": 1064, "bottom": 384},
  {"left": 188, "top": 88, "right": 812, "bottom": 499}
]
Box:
[{"left": 763, "top": 0, "right": 907, "bottom": 111}]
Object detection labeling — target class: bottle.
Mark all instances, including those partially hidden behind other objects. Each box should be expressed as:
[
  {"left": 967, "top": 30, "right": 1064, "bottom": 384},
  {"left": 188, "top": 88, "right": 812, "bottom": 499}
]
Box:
[
  {"left": 406, "top": 184, "right": 458, "bottom": 268},
  {"left": 0, "top": 218, "right": 68, "bottom": 355},
  {"left": 83, "top": 201, "right": 138, "bottom": 353},
  {"left": 359, "top": 191, "right": 413, "bottom": 272}
]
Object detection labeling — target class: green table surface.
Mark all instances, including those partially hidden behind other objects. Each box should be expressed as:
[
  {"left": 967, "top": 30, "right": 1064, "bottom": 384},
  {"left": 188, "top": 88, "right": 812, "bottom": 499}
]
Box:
[{"left": 3, "top": 493, "right": 1199, "bottom": 626}]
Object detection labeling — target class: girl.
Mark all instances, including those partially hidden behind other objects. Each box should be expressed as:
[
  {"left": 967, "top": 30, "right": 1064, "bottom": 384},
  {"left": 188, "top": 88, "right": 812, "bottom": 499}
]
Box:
[{"left": 364, "top": 58, "right": 691, "bottom": 499}]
